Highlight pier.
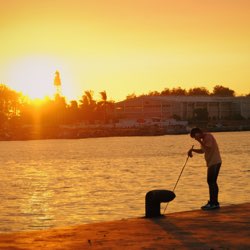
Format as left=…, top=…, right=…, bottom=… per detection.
left=0, top=203, right=249, bottom=249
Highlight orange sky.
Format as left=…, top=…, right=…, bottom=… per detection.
left=1, top=0, right=250, bottom=101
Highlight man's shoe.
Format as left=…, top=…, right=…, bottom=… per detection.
left=201, top=201, right=220, bottom=210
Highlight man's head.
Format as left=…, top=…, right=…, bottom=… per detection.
left=190, top=127, right=203, bottom=140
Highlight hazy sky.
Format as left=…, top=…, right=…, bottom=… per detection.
left=1, top=0, right=250, bottom=101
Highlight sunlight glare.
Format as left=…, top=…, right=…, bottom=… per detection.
left=6, top=55, right=73, bottom=100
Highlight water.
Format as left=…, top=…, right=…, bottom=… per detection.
left=0, top=131, right=249, bottom=232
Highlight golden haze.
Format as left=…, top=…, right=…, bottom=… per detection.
left=0, top=0, right=250, bottom=101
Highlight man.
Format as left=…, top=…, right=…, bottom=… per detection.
left=188, top=127, right=222, bottom=210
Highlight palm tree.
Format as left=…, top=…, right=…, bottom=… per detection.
left=98, top=91, right=115, bottom=123
left=99, top=91, right=107, bottom=123
left=79, top=90, right=96, bottom=122
left=80, top=90, right=95, bottom=107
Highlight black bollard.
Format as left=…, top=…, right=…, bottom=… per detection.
left=145, top=190, right=175, bottom=218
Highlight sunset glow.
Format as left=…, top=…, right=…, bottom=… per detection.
left=5, top=55, right=66, bottom=99
left=1, top=0, right=250, bottom=101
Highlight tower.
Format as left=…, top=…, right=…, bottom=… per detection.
left=53, top=70, right=62, bottom=96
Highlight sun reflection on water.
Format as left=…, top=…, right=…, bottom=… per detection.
left=0, top=132, right=249, bottom=232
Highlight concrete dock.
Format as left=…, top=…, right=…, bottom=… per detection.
left=0, top=203, right=249, bottom=249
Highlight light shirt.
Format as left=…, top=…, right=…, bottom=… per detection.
left=201, top=133, right=222, bottom=167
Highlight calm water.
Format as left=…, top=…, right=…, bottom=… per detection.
left=0, top=132, right=249, bottom=232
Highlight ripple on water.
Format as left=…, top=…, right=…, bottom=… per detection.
left=0, top=132, right=250, bottom=232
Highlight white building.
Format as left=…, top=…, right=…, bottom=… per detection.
left=114, top=96, right=250, bottom=121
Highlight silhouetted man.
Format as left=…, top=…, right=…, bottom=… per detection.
left=188, top=128, right=222, bottom=210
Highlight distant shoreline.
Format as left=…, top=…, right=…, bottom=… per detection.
left=1, top=124, right=250, bottom=141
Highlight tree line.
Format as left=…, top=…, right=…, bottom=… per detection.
left=0, top=83, right=249, bottom=133
left=0, top=85, right=115, bottom=131
left=127, top=85, right=249, bottom=99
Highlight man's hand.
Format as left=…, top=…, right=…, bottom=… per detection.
left=187, top=148, right=193, bottom=158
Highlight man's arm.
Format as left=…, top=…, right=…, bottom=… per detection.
left=188, top=147, right=204, bottom=157
left=192, top=148, right=204, bottom=154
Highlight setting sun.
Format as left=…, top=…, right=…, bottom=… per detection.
left=5, top=55, right=73, bottom=100
left=1, top=0, right=250, bottom=100
left=0, top=1, right=250, bottom=245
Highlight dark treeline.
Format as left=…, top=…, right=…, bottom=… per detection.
left=0, top=83, right=250, bottom=137
left=127, top=85, right=248, bottom=99
left=0, top=85, right=115, bottom=130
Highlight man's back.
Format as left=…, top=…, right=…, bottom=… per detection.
left=202, top=133, right=221, bottom=167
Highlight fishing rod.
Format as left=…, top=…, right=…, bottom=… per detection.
left=163, top=145, right=194, bottom=214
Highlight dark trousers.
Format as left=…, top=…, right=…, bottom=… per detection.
left=207, top=163, right=221, bottom=204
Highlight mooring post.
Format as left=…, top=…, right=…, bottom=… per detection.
left=145, top=190, right=175, bottom=218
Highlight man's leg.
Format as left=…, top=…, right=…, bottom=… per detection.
left=207, top=163, right=221, bottom=205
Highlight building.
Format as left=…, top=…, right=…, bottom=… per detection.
left=114, top=96, right=250, bottom=121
